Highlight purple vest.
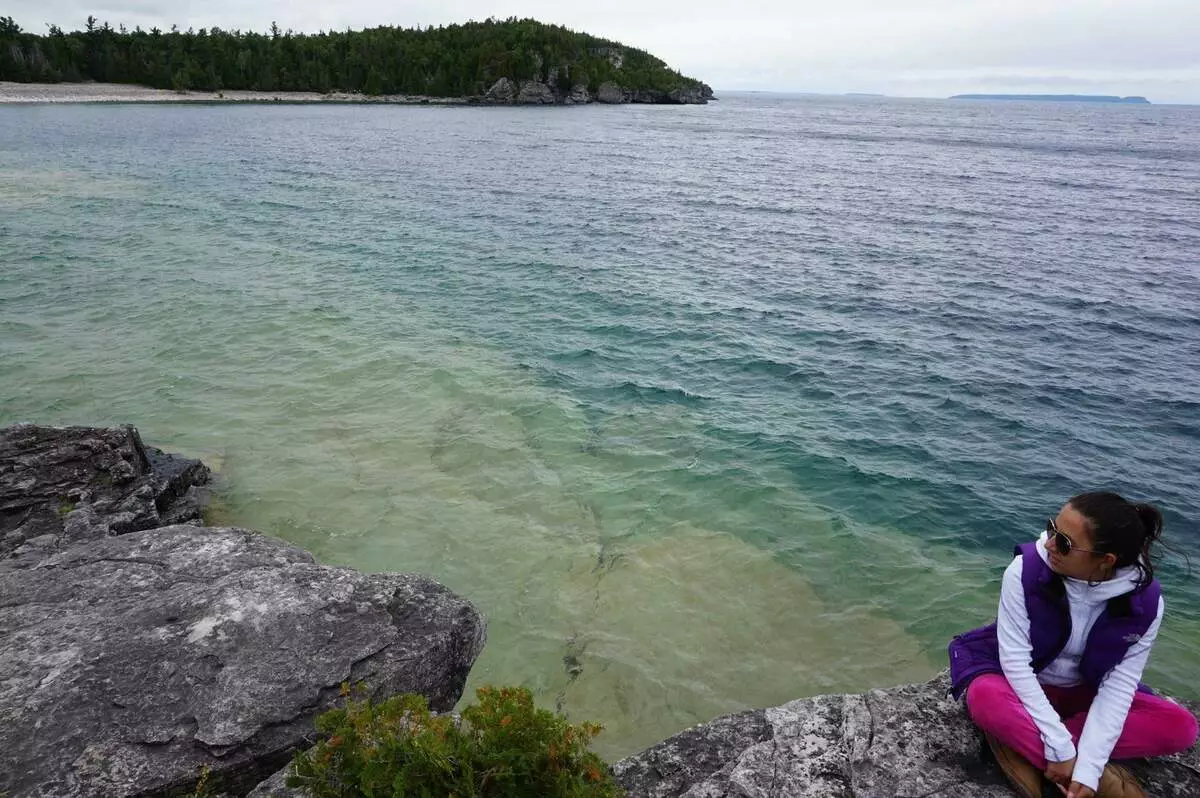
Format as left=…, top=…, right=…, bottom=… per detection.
left=948, top=542, right=1161, bottom=699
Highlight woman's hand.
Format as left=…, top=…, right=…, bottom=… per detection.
left=1044, top=757, right=1075, bottom=787
left=1064, top=781, right=1095, bottom=798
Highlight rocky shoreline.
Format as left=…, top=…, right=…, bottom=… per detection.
left=0, top=79, right=715, bottom=106
left=0, top=424, right=485, bottom=797
left=1, top=423, right=1196, bottom=797
left=613, top=673, right=1200, bottom=797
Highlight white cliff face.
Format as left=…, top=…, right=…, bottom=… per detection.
left=590, top=46, right=625, bottom=69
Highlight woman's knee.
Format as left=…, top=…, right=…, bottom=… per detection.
left=1141, top=699, right=1200, bottom=754
left=965, top=674, right=1012, bottom=723
left=1167, top=704, right=1199, bottom=753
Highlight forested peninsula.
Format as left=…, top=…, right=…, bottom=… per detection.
left=0, top=16, right=714, bottom=105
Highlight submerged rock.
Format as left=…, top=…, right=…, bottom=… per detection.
left=0, top=423, right=210, bottom=562
left=613, top=672, right=1200, bottom=797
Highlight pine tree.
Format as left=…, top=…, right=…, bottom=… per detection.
left=0, top=15, right=705, bottom=98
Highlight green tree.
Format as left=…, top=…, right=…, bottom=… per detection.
left=0, top=15, right=706, bottom=99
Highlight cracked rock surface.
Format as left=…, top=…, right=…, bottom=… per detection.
left=612, top=673, right=1200, bottom=797
left=0, top=424, right=486, bottom=797
left=0, top=525, right=486, bottom=797
left=1, top=423, right=210, bottom=563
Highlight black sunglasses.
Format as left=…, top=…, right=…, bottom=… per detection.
left=1046, top=518, right=1100, bottom=556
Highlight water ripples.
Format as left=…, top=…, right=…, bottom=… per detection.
left=2, top=95, right=1199, bottom=754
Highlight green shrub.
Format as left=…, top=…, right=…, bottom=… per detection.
left=288, top=685, right=623, bottom=797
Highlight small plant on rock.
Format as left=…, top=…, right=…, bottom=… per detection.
left=288, top=685, right=622, bottom=797
left=184, top=765, right=217, bottom=797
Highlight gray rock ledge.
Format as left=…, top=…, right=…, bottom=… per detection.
left=612, top=672, right=1200, bottom=797
left=1, top=423, right=210, bottom=563
left=479, top=77, right=713, bottom=106
left=0, top=524, right=486, bottom=797
left=0, top=424, right=486, bottom=798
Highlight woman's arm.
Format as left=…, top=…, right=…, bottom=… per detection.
left=1070, top=596, right=1164, bottom=792
left=996, top=556, right=1078, bottom=763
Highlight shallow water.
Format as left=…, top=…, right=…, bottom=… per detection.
left=2, top=94, right=1198, bottom=757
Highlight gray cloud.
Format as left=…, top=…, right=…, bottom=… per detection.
left=6, top=0, right=1199, bottom=103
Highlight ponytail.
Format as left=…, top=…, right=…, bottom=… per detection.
left=1069, top=491, right=1163, bottom=589
left=1131, top=503, right=1163, bottom=586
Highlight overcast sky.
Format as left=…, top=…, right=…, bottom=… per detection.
left=7, top=0, right=1199, bottom=103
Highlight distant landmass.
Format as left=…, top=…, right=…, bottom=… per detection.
left=0, top=15, right=712, bottom=105
left=950, top=94, right=1150, bottom=104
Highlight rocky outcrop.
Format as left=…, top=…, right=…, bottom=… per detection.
left=566, top=83, right=592, bottom=105
left=516, top=80, right=556, bottom=105
left=613, top=673, right=1200, bottom=797
left=668, top=85, right=713, bottom=105
left=591, top=46, right=624, bottom=69
left=0, top=424, right=487, bottom=798
left=482, top=76, right=517, bottom=104
left=482, top=77, right=559, bottom=105
left=0, top=524, right=486, bottom=797
left=596, top=82, right=714, bottom=105
left=1, top=423, right=210, bottom=563
left=596, top=81, right=630, bottom=104
left=246, top=765, right=302, bottom=798
left=630, top=85, right=715, bottom=105
left=473, top=76, right=710, bottom=105
left=632, top=89, right=668, bottom=104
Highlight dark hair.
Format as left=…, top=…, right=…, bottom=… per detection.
left=1069, top=491, right=1163, bottom=588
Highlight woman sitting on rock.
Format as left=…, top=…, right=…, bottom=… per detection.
left=948, top=492, right=1198, bottom=798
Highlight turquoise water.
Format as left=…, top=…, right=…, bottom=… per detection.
left=2, top=95, right=1199, bottom=757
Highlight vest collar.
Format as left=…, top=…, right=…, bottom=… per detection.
left=1030, top=533, right=1154, bottom=616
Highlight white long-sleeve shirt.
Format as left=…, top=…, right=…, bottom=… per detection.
left=996, top=532, right=1163, bottom=792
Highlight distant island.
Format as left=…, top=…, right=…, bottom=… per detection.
left=0, top=15, right=713, bottom=105
left=950, top=94, right=1150, bottom=104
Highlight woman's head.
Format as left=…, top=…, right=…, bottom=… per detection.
left=1046, top=491, right=1163, bottom=585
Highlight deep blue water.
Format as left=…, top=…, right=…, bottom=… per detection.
left=1, top=93, right=1198, bottom=754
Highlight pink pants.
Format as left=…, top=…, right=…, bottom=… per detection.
left=966, top=673, right=1199, bottom=770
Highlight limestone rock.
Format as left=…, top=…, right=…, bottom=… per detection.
left=0, top=423, right=210, bottom=563
left=590, top=46, right=625, bottom=69
left=545, top=66, right=569, bottom=92
left=246, top=765, right=303, bottom=798
left=613, top=672, right=1200, bottom=797
left=596, top=81, right=630, bottom=104
left=566, top=83, right=592, bottom=105
left=0, top=525, right=486, bottom=797
left=483, top=77, right=516, bottom=104
left=631, top=89, right=667, bottom=104
left=667, top=86, right=712, bottom=105
left=473, top=76, right=710, bottom=107
left=516, top=80, right=556, bottom=105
